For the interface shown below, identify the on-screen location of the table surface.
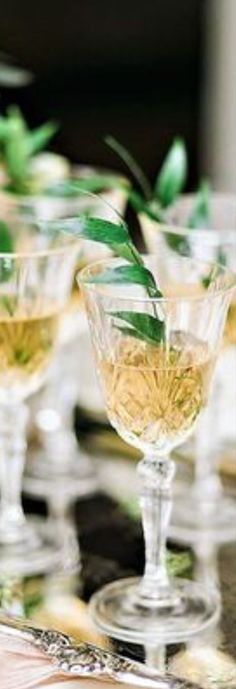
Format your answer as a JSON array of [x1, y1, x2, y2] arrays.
[[22, 449, 236, 689]]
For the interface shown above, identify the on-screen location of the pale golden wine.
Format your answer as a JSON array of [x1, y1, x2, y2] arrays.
[[100, 334, 214, 450], [0, 297, 60, 389], [224, 301, 236, 347]]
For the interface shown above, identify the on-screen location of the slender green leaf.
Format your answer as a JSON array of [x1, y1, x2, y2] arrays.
[[128, 190, 166, 227], [128, 188, 147, 212], [155, 138, 187, 208], [109, 310, 165, 345], [0, 220, 14, 281], [201, 264, 219, 290], [202, 274, 211, 289], [27, 121, 58, 156], [0, 220, 13, 252], [0, 117, 12, 142], [164, 231, 190, 256], [216, 246, 227, 267], [85, 263, 163, 297], [0, 295, 16, 315], [6, 104, 26, 126], [4, 106, 29, 191], [42, 215, 142, 264], [187, 180, 210, 229], [105, 135, 152, 200], [65, 216, 130, 244]]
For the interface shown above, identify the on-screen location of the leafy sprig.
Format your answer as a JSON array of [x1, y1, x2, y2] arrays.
[[105, 135, 211, 250], [46, 214, 165, 344], [105, 135, 187, 217], [0, 106, 58, 193]]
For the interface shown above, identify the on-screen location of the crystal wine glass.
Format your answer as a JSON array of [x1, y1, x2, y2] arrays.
[[0, 211, 78, 576], [79, 253, 235, 643], [140, 193, 236, 544], [21, 184, 127, 501]]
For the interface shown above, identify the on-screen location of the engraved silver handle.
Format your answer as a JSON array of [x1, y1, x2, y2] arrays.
[[0, 614, 202, 689]]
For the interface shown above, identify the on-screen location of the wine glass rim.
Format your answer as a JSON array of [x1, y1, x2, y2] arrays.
[[140, 191, 236, 238], [78, 255, 236, 304], [0, 240, 78, 259], [0, 229, 79, 259], [1, 166, 129, 205], [0, 184, 127, 260]]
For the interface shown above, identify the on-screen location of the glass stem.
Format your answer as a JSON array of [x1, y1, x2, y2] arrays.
[[0, 401, 28, 544], [193, 390, 223, 502], [138, 454, 175, 601]]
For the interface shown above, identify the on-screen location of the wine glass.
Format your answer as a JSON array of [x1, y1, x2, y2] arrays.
[[140, 193, 236, 544], [79, 253, 235, 643], [0, 211, 78, 576], [21, 184, 128, 501]]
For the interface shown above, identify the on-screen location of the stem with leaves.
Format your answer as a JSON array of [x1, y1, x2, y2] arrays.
[[105, 135, 211, 245], [43, 215, 165, 345]]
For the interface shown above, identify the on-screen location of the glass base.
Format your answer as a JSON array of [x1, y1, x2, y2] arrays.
[[0, 517, 77, 577], [171, 490, 236, 545], [24, 449, 98, 500], [89, 576, 220, 644]]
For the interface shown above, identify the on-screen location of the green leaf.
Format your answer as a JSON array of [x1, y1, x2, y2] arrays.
[[164, 231, 190, 256], [61, 216, 130, 244], [4, 106, 29, 191], [0, 221, 14, 281], [0, 220, 13, 252], [0, 117, 12, 143], [0, 295, 17, 315], [155, 138, 187, 208], [216, 246, 227, 267], [105, 135, 152, 200], [115, 326, 147, 341], [109, 310, 165, 345], [201, 264, 219, 290], [27, 121, 58, 156], [128, 188, 147, 212], [45, 215, 141, 264], [187, 180, 210, 229], [85, 263, 163, 298], [128, 191, 166, 227]]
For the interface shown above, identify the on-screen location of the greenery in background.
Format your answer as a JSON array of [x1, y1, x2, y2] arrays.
[[0, 109, 223, 312], [0, 575, 43, 618], [0, 106, 129, 199], [105, 135, 211, 249], [0, 106, 58, 193]]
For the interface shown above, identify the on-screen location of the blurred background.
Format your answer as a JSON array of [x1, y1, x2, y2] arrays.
[[0, 0, 235, 193]]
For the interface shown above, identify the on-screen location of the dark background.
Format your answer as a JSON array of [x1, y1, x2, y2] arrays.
[[0, 0, 206, 188]]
